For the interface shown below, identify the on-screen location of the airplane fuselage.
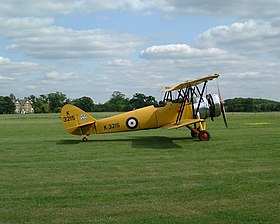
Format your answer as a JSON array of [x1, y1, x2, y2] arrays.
[[80, 102, 193, 136]]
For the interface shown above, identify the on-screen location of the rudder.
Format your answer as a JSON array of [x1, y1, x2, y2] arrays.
[[61, 104, 96, 135]]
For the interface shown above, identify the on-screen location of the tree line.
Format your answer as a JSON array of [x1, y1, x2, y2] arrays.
[[0, 91, 158, 114], [0, 92, 279, 114], [224, 98, 280, 112]]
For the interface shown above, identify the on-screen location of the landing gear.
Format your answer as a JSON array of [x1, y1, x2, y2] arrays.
[[198, 130, 211, 141], [189, 125, 200, 139], [188, 124, 210, 141], [191, 131, 198, 138], [82, 136, 88, 142], [190, 130, 210, 141]]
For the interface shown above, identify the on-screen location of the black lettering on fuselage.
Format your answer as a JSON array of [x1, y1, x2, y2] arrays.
[[103, 123, 120, 131]]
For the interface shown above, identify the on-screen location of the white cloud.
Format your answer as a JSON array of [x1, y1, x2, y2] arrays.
[[0, 55, 83, 98], [83, 0, 156, 12], [0, 75, 14, 81], [196, 20, 280, 57], [104, 59, 134, 67], [0, 17, 145, 60], [45, 71, 81, 81], [1, 1, 279, 20], [140, 44, 233, 59], [139, 44, 252, 76], [0, 1, 85, 17], [0, 56, 42, 77], [219, 71, 280, 100], [0, 0, 157, 17], [157, 0, 280, 21], [0, 56, 48, 97]]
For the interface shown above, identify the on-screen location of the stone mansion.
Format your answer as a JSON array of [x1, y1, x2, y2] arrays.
[[14, 98, 34, 114]]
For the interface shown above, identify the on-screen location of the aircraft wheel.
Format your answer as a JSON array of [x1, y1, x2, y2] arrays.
[[82, 136, 88, 142], [198, 130, 210, 141]]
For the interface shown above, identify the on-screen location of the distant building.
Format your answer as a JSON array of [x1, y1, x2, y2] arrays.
[[15, 98, 34, 114]]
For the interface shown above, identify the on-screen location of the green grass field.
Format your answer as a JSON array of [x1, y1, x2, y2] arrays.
[[0, 112, 279, 223]]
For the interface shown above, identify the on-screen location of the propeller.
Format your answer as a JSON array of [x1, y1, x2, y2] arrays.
[[206, 94, 215, 121], [216, 82, 228, 128]]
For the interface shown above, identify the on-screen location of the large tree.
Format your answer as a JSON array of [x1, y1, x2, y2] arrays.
[[48, 92, 67, 113], [72, 96, 94, 112], [0, 96, 15, 114], [104, 91, 130, 112], [130, 93, 158, 109], [28, 95, 50, 113]]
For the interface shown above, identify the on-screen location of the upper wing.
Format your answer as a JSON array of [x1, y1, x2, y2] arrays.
[[161, 118, 203, 129], [161, 74, 219, 92]]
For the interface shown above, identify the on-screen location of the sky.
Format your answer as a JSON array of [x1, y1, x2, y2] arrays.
[[0, 0, 280, 103]]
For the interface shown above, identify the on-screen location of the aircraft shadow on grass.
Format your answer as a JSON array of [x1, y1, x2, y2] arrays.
[[57, 136, 192, 149]]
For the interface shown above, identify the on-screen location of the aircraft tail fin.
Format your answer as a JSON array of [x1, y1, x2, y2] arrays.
[[61, 104, 97, 135]]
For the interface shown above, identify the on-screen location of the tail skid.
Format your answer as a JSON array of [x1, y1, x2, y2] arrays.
[[61, 104, 96, 136]]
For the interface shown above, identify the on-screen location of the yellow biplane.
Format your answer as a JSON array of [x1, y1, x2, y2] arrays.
[[61, 74, 227, 142]]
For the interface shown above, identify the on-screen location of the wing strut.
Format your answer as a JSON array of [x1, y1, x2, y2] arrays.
[[163, 91, 173, 102], [176, 92, 188, 124], [194, 81, 207, 118]]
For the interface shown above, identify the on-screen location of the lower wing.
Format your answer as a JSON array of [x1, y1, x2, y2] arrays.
[[161, 118, 203, 129]]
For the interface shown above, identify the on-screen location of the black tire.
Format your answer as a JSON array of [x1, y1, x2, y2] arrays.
[[82, 137, 88, 142], [198, 130, 211, 141]]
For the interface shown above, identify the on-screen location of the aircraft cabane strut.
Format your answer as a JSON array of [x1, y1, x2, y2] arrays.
[[163, 80, 209, 125]]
